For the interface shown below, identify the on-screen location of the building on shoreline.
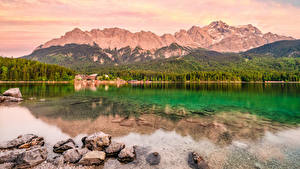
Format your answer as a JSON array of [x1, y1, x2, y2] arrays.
[[75, 74, 98, 81]]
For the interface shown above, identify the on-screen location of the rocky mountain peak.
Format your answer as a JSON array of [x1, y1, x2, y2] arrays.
[[208, 20, 229, 29], [38, 21, 294, 53]]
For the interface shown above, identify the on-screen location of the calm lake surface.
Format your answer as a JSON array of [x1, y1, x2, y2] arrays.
[[0, 83, 299, 169]]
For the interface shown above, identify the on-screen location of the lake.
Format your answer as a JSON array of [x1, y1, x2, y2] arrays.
[[0, 83, 299, 169]]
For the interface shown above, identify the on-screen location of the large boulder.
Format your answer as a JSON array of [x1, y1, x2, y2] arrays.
[[0, 134, 43, 150], [146, 152, 161, 165], [53, 138, 76, 154], [105, 141, 125, 156], [83, 132, 111, 151], [0, 149, 26, 163], [78, 151, 106, 166], [63, 148, 81, 163], [3, 88, 22, 98], [188, 152, 209, 169], [14, 146, 48, 168], [117, 146, 136, 163]]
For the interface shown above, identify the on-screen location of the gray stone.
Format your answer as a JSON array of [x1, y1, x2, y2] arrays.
[[15, 146, 48, 168], [63, 148, 81, 163], [53, 138, 76, 154], [188, 152, 209, 169], [105, 141, 125, 156], [78, 151, 106, 166], [0, 134, 40, 150], [254, 162, 263, 169], [146, 152, 161, 165], [83, 132, 111, 151], [118, 146, 136, 163], [3, 88, 22, 98]]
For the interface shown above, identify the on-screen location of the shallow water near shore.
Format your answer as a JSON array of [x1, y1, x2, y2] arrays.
[[0, 83, 299, 169]]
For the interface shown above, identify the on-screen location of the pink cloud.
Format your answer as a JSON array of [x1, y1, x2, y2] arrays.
[[0, 0, 299, 57]]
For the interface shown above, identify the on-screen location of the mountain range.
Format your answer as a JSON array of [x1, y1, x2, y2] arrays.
[[36, 21, 294, 53]]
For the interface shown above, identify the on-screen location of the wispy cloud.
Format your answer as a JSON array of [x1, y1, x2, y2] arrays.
[[0, 0, 299, 56]]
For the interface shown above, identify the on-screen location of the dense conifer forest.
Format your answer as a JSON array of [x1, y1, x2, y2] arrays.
[[0, 57, 75, 81]]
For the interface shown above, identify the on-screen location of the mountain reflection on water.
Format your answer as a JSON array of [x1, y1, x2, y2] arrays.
[[0, 83, 299, 169]]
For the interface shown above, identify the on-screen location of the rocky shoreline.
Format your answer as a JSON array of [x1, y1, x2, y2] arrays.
[[0, 132, 209, 169]]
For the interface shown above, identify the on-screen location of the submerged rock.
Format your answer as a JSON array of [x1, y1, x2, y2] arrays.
[[78, 151, 106, 166], [105, 141, 125, 156], [0, 134, 43, 150], [63, 148, 81, 163], [53, 138, 76, 154], [3, 88, 22, 98], [188, 152, 209, 169], [146, 152, 161, 165], [118, 146, 136, 163], [15, 146, 48, 168], [83, 132, 111, 151]]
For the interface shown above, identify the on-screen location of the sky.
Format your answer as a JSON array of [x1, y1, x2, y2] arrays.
[[0, 0, 299, 57]]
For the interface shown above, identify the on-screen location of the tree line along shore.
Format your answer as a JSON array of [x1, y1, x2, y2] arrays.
[[1, 57, 299, 82]]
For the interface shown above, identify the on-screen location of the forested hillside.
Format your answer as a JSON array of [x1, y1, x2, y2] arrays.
[[244, 40, 300, 58], [0, 57, 75, 81], [92, 53, 300, 82]]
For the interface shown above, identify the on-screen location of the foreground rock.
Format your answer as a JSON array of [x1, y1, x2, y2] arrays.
[[83, 132, 111, 151], [15, 146, 48, 168], [0, 134, 44, 150], [3, 88, 22, 98], [146, 152, 161, 165], [105, 141, 125, 156], [53, 138, 76, 154], [78, 151, 106, 166], [0, 149, 26, 163], [188, 152, 209, 169], [63, 148, 82, 163], [118, 146, 136, 163], [0, 146, 47, 168]]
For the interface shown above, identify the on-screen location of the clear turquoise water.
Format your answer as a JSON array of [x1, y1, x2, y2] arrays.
[[0, 83, 299, 169]]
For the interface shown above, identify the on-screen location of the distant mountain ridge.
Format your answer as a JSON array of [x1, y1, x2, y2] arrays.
[[244, 40, 300, 58], [37, 21, 294, 53]]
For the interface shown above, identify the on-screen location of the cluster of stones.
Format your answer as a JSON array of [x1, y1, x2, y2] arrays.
[[0, 132, 209, 168], [0, 88, 23, 103], [0, 134, 46, 168], [51, 132, 137, 166]]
